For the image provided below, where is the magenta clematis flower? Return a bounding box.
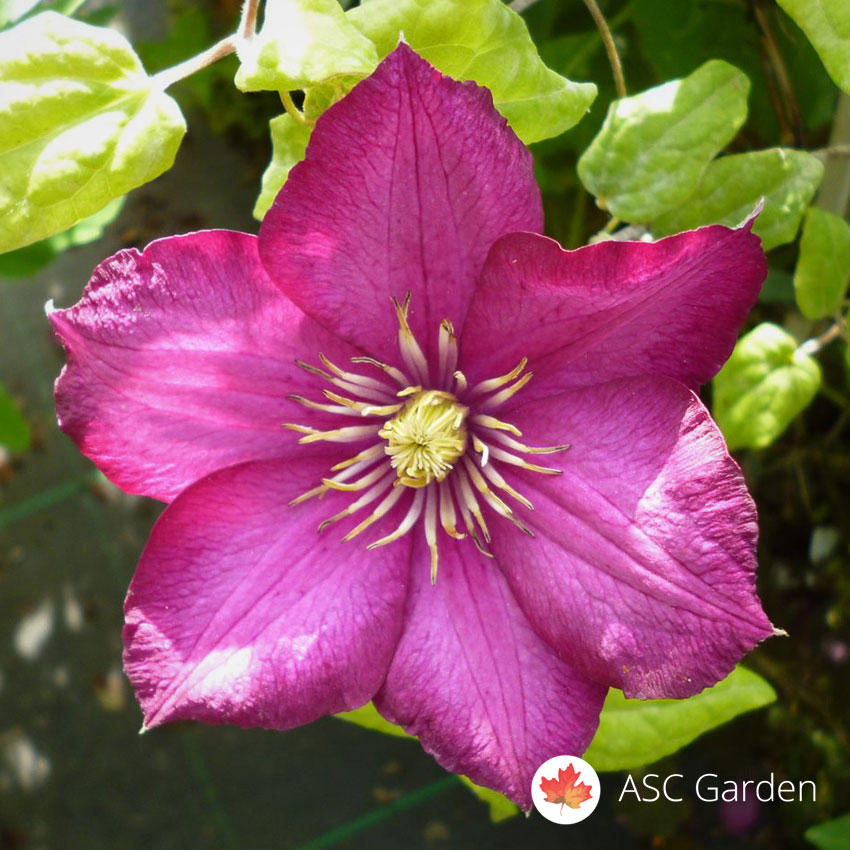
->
[49,45,777,809]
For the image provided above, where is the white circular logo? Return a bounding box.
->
[531,755,601,824]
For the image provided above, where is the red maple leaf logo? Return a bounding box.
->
[539,762,593,813]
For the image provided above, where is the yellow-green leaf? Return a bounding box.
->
[0,11,185,254]
[652,148,823,251]
[348,0,596,144]
[235,0,378,93]
[253,113,311,221]
[585,667,776,772]
[777,0,850,93]
[794,206,850,319]
[714,323,822,451]
[578,60,749,222]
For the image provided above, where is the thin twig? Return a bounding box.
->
[508,0,542,12]
[798,318,847,357]
[152,35,237,90]
[582,0,626,97]
[239,0,260,41]
[814,144,850,160]
[280,90,314,126]
[752,0,803,145]
[817,93,850,217]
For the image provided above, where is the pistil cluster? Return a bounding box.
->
[283,294,569,581]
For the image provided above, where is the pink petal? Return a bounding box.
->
[461,220,766,394]
[490,376,775,700]
[50,230,357,502]
[374,535,605,811]
[124,457,410,730]
[259,44,542,363]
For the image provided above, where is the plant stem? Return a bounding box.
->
[239,0,260,41]
[152,35,237,91]
[280,90,314,126]
[817,93,850,217]
[798,319,847,357]
[814,144,850,160]
[508,0,542,11]
[582,0,626,97]
[752,0,803,146]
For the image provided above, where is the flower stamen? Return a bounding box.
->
[284,296,570,575]
[380,390,468,488]
[281,423,381,444]
[341,483,406,541]
[317,471,397,532]
[438,319,458,389]
[350,356,411,387]
[392,294,430,385]
[295,359,394,403]
[480,371,534,409]
[469,357,528,398]
[366,488,426,550]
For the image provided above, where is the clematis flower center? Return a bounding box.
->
[380,390,468,488]
[283,294,569,581]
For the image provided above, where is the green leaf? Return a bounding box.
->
[806,814,850,850]
[235,0,378,92]
[794,206,850,319]
[0,382,30,452]
[336,702,518,819]
[458,777,519,822]
[713,323,822,451]
[584,667,775,772]
[577,60,749,222]
[0,0,40,28]
[0,11,185,254]
[335,701,413,740]
[776,0,850,93]
[0,194,124,277]
[652,149,824,251]
[253,114,311,221]
[348,0,597,144]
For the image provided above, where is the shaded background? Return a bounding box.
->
[2,1,849,848]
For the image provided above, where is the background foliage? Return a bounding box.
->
[1,0,849,847]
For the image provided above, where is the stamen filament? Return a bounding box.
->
[318,471,396,532]
[392,294,430,385]
[295,360,395,403]
[475,456,534,511]
[424,487,439,583]
[472,414,523,436]
[462,456,516,519]
[286,395,352,416]
[322,390,402,417]
[290,452,386,505]
[486,431,572,455]
[283,423,381,444]
[479,439,563,474]
[480,371,533,409]
[438,480,466,540]
[342,483,406,541]
[367,488,425,550]
[453,370,468,393]
[319,353,396,394]
[322,463,390,492]
[451,474,493,558]
[438,319,458,390]
[469,358,528,397]
[455,466,491,544]
[330,443,385,471]
[350,356,412,388]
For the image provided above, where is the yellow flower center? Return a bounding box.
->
[379,390,468,487]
